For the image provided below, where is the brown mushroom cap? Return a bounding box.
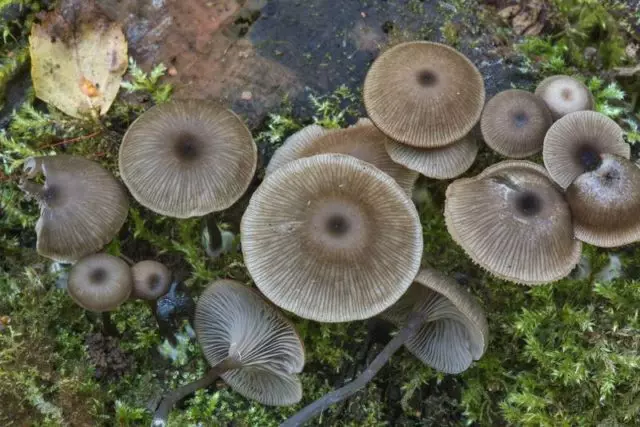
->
[380,269,488,374]
[19,155,129,263]
[364,41,485,148]
[267,120,418,194]
[567,154,640,248]
[385,134,478,179]
[241,153,423,322]
[195,279,305,406]
[480,89,552,158]
[445,160,581,285]
[535,75,594,120]
[543,111,629,189]
[67,253,132,312]
[131,260,171,300]
[119,100,257,218]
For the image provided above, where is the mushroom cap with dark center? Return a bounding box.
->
[119,100,257,218]
[363,41,485,148]
[535,75,594,120]
[267,119,418,194]
[385,134,478,179]
[195,279,305,406]
[543,111,629,189]
[131,260,171,300]
[68,253,132,312]
[567,155,640,248]
[19,155,129,263]
[480,90,553,158]
[241,153,423,322]
[445,161,581,285]
[380,269,488,374]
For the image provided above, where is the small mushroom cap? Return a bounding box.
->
[445,161,581,285]
[241,153,423,322]
[131,260,171,300]
[267,120,418,194]
[19,155,129,263]
[195,279,304,406]
[381,269,488,374]
[567,155,640,248]
[480,89,552,158]
[67,253,132,312]
[364,41,485,148]
[535,75,594,120]
[119,100,257,218]
[385,134,478,179]
[543,111,629,189]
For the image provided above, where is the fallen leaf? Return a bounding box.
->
[29,0,128,118]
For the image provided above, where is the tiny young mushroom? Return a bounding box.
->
[445,160,582,285]
[566,154,640,248]
[281,268,488,427]
[363,41,485,148]
[153,279,305,426]
[535,75,594,120]
[480,89,553,158]
[18,155,129,262]
[131,260,172,300]
[241,153,423,322]
[266,119,418,194]
[543,110,630,189]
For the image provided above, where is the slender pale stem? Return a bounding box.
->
[281,313,424,427]
[203,213,223,257]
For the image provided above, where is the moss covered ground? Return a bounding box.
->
[1,0,640,426]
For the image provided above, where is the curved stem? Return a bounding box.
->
[281,313,424,427]
[119,253,135,266]
[152,364,227,427]
[202,213,223,257]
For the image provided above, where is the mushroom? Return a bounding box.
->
[444,160,582,285]
[480,89,552,158]
[535,75,594,120]
[363,41,485,148]
[384,134,478,179]
[566,154,640,248]
[67,253,132,312]
[18,155,129,263]
[241,153,423,322]
[266,119,418,194]
[543,111,630,189]
[118,100,257,218]
[281,268,487,427]
[131,260,171,300]
[153,279,304,426]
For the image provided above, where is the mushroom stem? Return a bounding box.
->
[152,364,227,427]
[281,313,425,427]
[101,312,119,337]
[119,254,135,266]
[202,213,224,257]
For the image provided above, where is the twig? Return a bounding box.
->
[43,130,102,149]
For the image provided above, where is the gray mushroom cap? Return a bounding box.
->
[535,75,594,120]
[445,160,582,285]
[195,279,305,406]
[380,269,488,374]
[19,155,129,263]
[131,260,171,300]
[241,153,423,322]
[119,100,257,218]
[67,253,132,312]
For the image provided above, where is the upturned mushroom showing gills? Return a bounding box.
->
[18,155,129,262]
[67,253,132,312]
[384,134,478,179]
[566,154,640,248]
[153,279,304,426]
[131,260,171,300]
[266,119,418,194]
[241,153,423,322]
[535,75,594,120]
[445,160,582,285]
[480,89,553,158]
[363,41,485,148]
[543,111,630,189]
[281,268,487,427]
[119,100,257,218]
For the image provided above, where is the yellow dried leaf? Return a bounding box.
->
[29,0,127,118]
